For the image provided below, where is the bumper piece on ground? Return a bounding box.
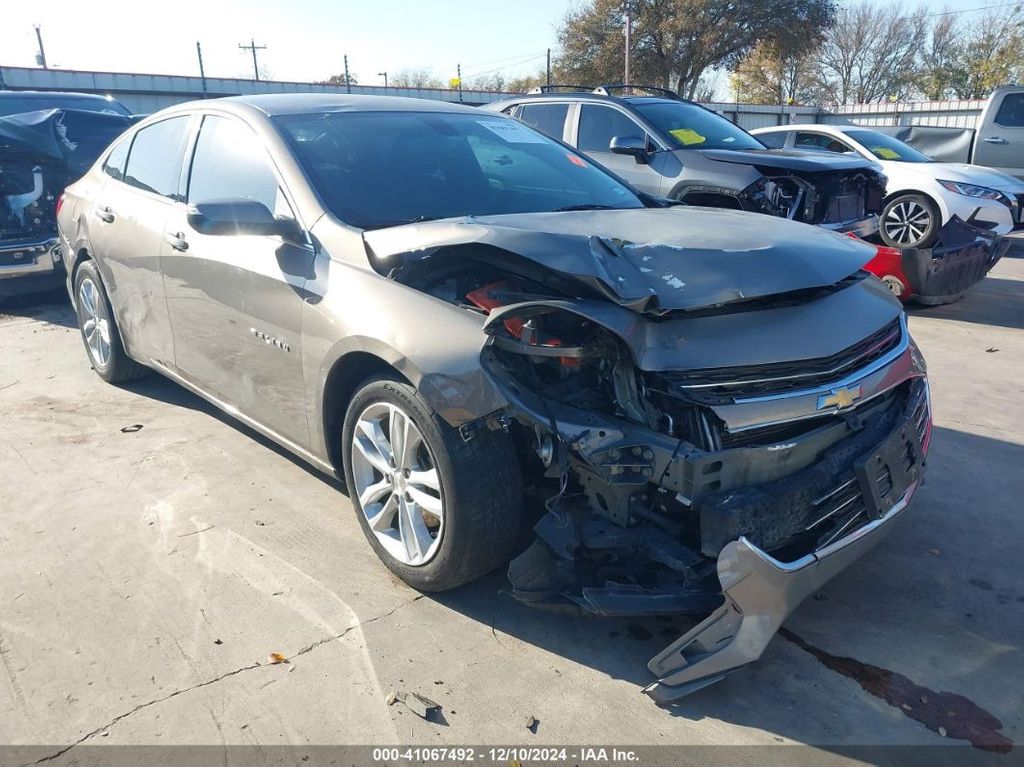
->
[900,217,1008,305]
[0,238,63,298]
[642,481,917,703]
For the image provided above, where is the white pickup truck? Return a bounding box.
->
[869,85,1024,180]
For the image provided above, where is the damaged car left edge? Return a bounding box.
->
[58,94,931,702]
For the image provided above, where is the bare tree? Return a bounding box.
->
[813,3,929,104]
[731,42,825,104]
[391,69,444,89]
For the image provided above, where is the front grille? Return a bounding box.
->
[667,317,903,401]
[718,414,836,449]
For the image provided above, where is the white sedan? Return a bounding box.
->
[752,123,1024,249]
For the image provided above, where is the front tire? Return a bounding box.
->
[880,193,940,249]
[73,260,146,384]
[341,375,523,592]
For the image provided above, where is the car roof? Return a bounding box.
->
[500,93,695,107]
[754,124,858,133]
[170,93,486,118]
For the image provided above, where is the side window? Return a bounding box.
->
[577,105,645,152]
[795,132,853,153]
[994,93,1024,127]
[188,115,282,214]
[519,103,569,140]
[101,135,131,181]
[123,116,191,199]
[756,131,787,149]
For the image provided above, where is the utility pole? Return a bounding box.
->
[239,38,266,81]
[196,42,208,98]
[457,63,463,102]
[344,55,351,93]
[546,48,551,87]
[623,5,631,86]
[378,71,388,88]
[34,25,48,69]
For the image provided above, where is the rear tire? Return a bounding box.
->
[73,260,147,384]
[880,193,940,249]
[341,375,523,592]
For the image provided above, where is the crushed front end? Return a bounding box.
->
[367,209,930,701]
[478,288,930,701]
[739,166,886,239]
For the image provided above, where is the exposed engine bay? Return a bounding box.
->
[739,168,885,227]
[365,208,931,700]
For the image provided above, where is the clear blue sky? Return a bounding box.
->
[0,0,1011,86]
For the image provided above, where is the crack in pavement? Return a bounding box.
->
[26,594,426,765]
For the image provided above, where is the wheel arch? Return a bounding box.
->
[321,349,411,475]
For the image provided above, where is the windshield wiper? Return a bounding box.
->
[555,204,620,212]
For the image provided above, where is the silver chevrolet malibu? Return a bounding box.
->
[57,94,931,700]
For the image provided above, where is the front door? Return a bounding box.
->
[572,103,673,194]
[162,113,314,446]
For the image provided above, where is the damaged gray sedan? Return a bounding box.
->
[57,95,932,701]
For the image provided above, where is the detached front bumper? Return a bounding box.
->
[900,218,1008,305]
[644,480,917,702]
[0,237,64,298]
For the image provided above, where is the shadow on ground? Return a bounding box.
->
[908,276,1024,331]
[0,288,76,328]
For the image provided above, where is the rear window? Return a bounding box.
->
[994,93,1024,127]
[123,116,191,200]
[756,131,787,149]
[518,103,569,140]
[102,136,131,181]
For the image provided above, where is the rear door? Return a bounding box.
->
[161,113,313,445]
[975,91,1024,179]
[84,116,191,366]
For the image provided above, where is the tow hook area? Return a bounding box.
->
[643,481,918,703]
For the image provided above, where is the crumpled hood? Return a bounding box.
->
[700,147,880,173]
[363,207,877,313]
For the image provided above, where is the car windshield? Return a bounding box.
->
[273,111,645,229]
[632,101,765,150]
[845,130,932,163]
[0,95,131,117]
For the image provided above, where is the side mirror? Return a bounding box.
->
[609,135,650,164]
[187,199,301,239]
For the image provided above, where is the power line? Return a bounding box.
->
[927,2,1021,16]
[462,49,547,73]
[464,53,547,80]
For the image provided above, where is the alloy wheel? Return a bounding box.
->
[350,402,444,566]
[883,200,931,246]
[78,277,112,368]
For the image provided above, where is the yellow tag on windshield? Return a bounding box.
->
[873,147,900,160]
[670,128,706,146]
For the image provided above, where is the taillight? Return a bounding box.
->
[55,194,65,217]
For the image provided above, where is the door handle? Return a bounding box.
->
[165,232,189,252]
[982,136,1008,144]
[94,206,115,223]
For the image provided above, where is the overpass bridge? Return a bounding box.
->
[0,64,517,113]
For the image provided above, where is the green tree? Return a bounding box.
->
[556,0,836,100]
[956,6,1024,98]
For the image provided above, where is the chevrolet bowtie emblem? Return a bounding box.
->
[818,385,862,410]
